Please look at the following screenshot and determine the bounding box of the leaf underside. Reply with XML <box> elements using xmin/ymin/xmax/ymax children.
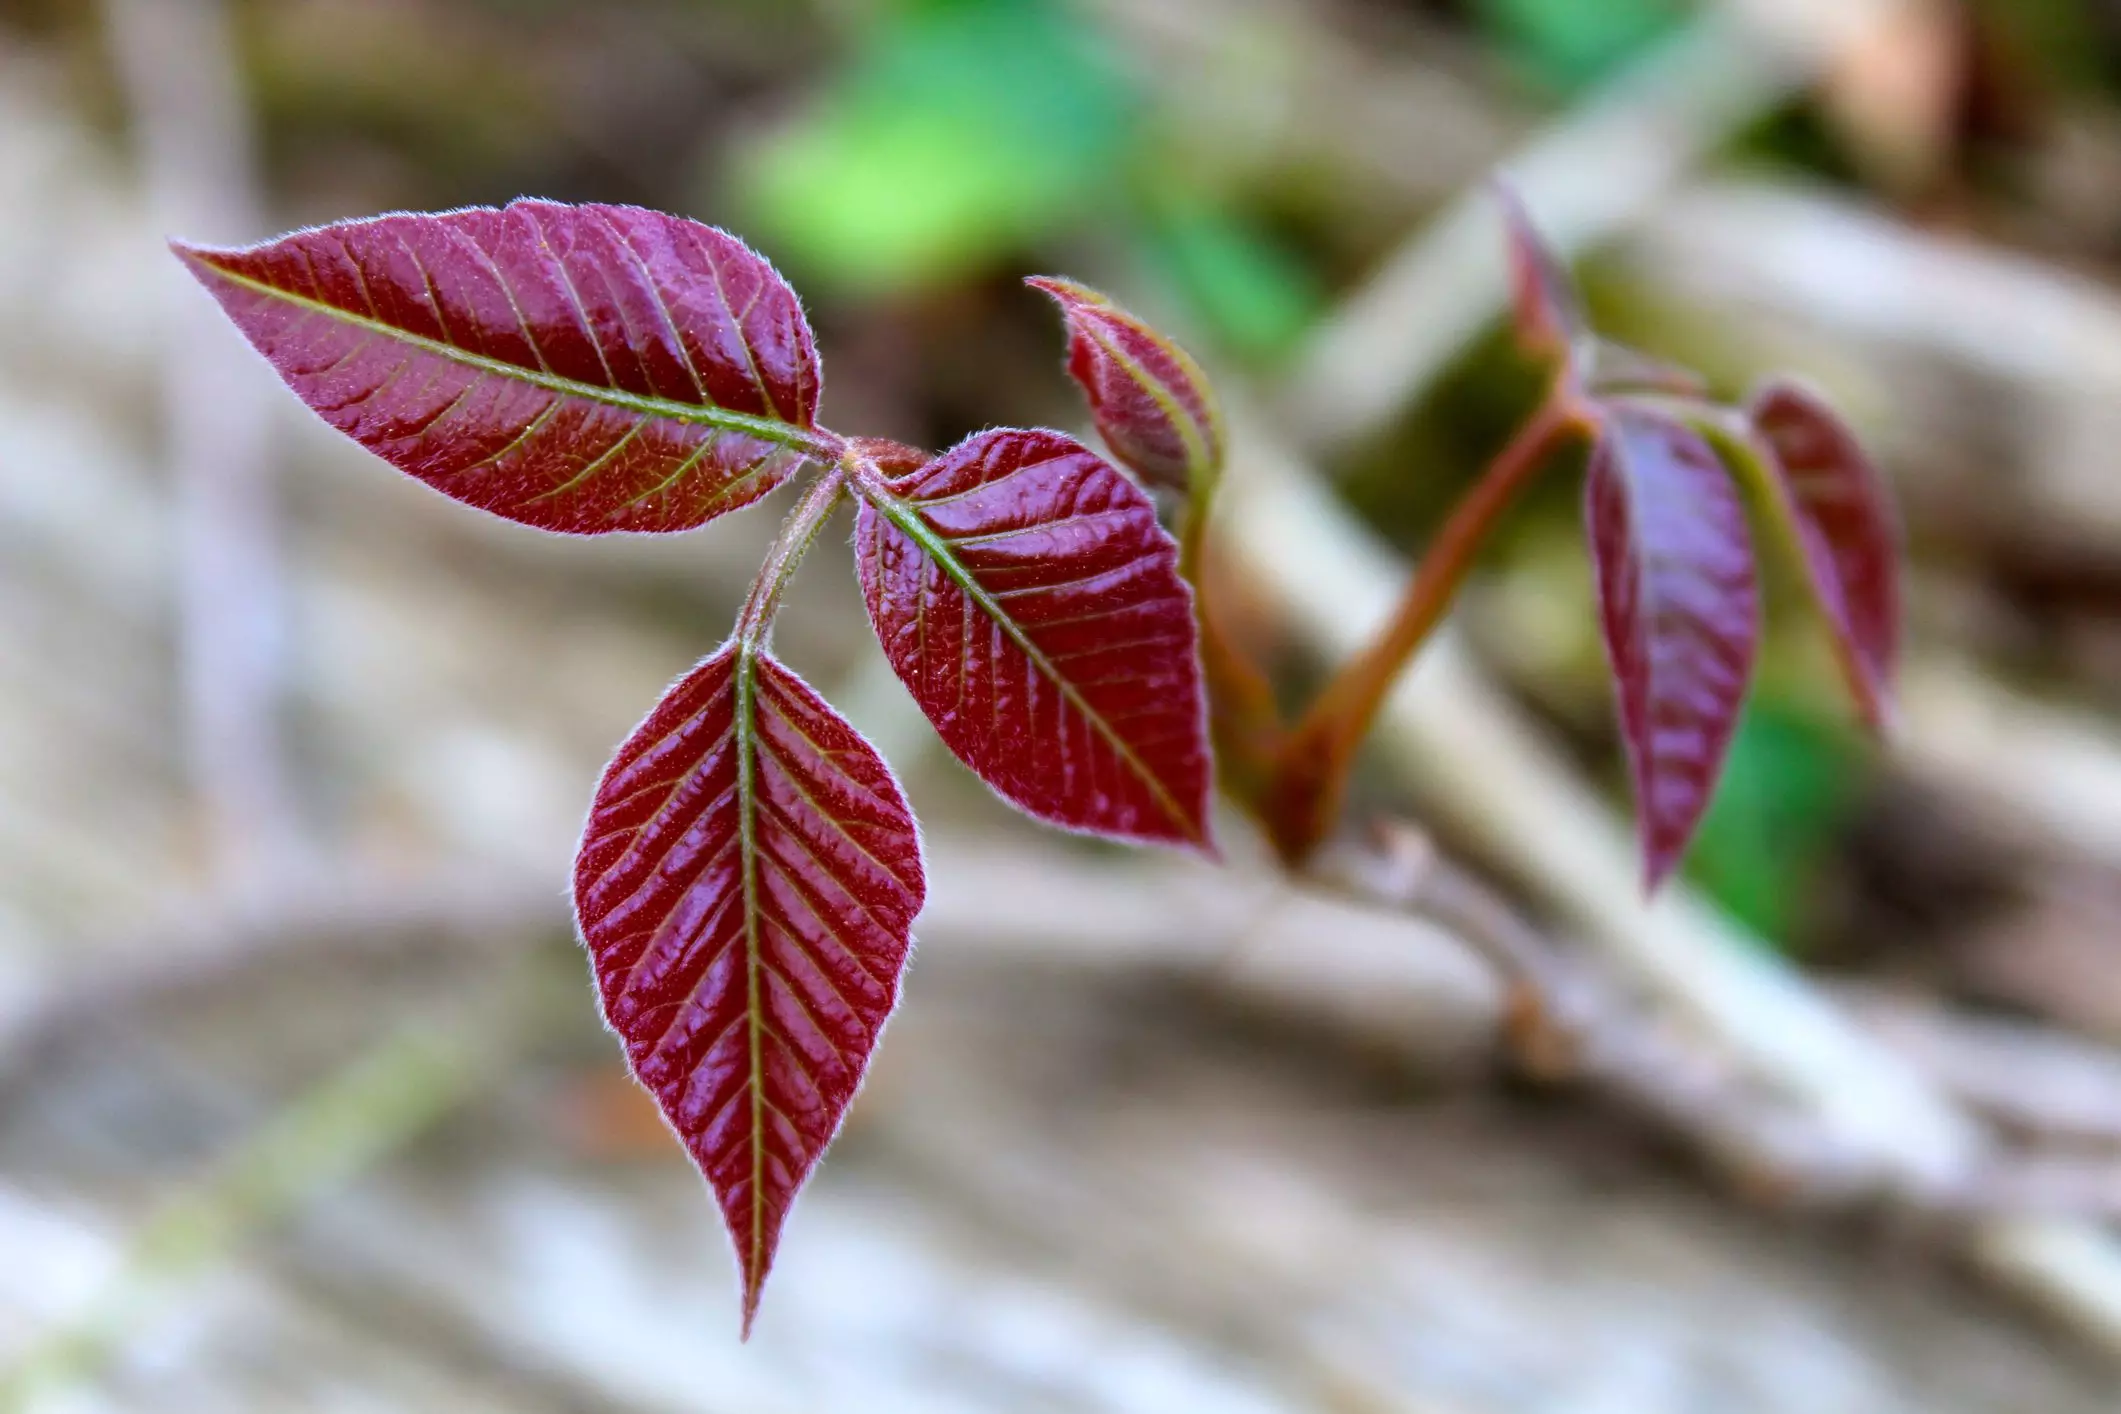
<box><xmin>1586</xmin><ymin>405</ymin><xmax>1761</xmax><ymax>889</ymax></box>
<box><xmin>1748</xmin><ymin>379</ymin><xmax>1901</xmax><ymax>728</ymax></box>
<box><xmin>574</xmin><ymin>643</ymin><xmax>924</xmax><ymax>1335</ymax></box>
<box><xmin>855</xmin><ymin>428</ymin><xmax>1214</xmax><ymax>850</ymax></box>
<box><xmin>1027</xmin><ymin>276</ymin><xmax>1224</xmax><ymax>492</ymax></box>
<box><xmin>176</xmin><ymin>199</ymin><xmax>825</xmax><ymax>534</ymax></box>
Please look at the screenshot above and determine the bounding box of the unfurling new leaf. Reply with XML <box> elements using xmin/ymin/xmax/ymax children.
<box><xmin>175</xmin><ymin>200</ymin><xmax>830</xmax><ymax>534</ymax></box>
<box><xmin>1027</xmin><ymin>276</ymin><xmax>1226</xmax><ymax>494</ymax></box>
<box><xmin>1497</xmin><ymin>179</ymin><xmax>1584</xmax><ymax>364</ymax></box>
<box><xmin>853</xmin><ymin>429</ymin><xmax>1215</xmax><ymax>851</ymax></box>
<box><xmin>574</xmin><ymin>641</ymin><xmax>924</xmax><ymax>1336</ymax></box>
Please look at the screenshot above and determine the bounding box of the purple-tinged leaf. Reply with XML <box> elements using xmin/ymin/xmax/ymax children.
<box><xmin>1026</xmin><ymin>276</ymin><xmax>1225</xmax><ymax>493</ymax></box>
<box><xmin>852</xmin><ymin>429</ymin><xmax>1214</xmax><ymax>851</ymax></box>
<box><xmin>1496</xmin><ymin>182</ymin><xmax>1583</xmax><ymax>364</ymax></box>
<box><xmin>1586</xmin><ymin>405</ymin><xmax>1761</xmax><ymax>890</ymax></box>
<box><xmin>1747</xmin><ymin>379</ymin><xmax>1902</xmax><ymax>729</ymax></box>
<box><xmin>574</xmin><ymin>643</ymin><xmax>924</xmax><ymax>1335</ymax></box>
<box><xmin>175</xmin><ymin>200</ymin><xmax>830</xmax><ymax>534</ymax></box>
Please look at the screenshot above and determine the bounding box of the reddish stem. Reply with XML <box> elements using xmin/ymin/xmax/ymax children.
<box><xmin>736</xmin><ymin>471</ymin><xmax>848</xmax><ymax>647</ymax></box>
<box><xmin>1263</xmin><ymin>390</ymin><xmax>1593</xmax><ymax>864</ymax></box>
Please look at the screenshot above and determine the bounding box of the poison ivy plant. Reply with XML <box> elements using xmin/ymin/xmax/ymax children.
<box><xmin>1261</xmin><ymin>185</ymin><xmax>1902</xmax><ymax>886</ymax></box>
<box><xmin>173</xmin><ymin>181</ymin><xmax>1898</xmax><ymax>1332</ymax></box>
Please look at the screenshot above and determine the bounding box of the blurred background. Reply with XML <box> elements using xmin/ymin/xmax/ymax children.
<box><xmin>9</xmin><ymin>0</ymin><xmax>2121</xmax><ymax>1407</ymax></box>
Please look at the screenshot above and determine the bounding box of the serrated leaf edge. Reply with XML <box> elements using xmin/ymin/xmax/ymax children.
<box><xmin>176</xmin><ymin>247</ymin><xmax>841</xmax><ymax>463</ymax></box>
<box><xmin>848</xmin><ymin>440</ymin><xmax>1214</xmax><ymax>852</ymax></box>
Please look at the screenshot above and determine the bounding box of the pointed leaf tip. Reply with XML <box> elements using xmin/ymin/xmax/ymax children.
<box><xmin>1028</xmin><ymin>276</ymin><xmax>1225</xmax><ymax>493</ymax></box>
<box><xmin>854</xmin><ymin>428</ymin><xmax>1215</xmax><ymax>852</ymax></box>
<box><xmin>175</xmin><ymin>200</ymin><xmax>826</xmax><ymax>534</ymax></box>
<box><xmin>1746</xmin><ymin>379</ymin><xmax>1902</xmax><ymax>731</ymax></box>
<box><xmin>1585</xmin><ymin>406</ymin><xmax>1761</xmax><ymax>891</ymax></box>
<box><xmin>1494</xmin><ymin>181</ymin><xmax>1583</xmax><ymax>366</ymax></box>
<box><xmin>574</xmin><ymin>644</ymin><xmax>924</xmax><ymax>1333</ymax></box>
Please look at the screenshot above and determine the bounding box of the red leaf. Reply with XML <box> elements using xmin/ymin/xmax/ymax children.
<box><xmin>1496</xmin><ymin>181</ymin><xmax>1583</xmax><ymax>364</ymax></box>
<box><xmin>574</xmin><ymin>643</ymin><xmax>924</xmax><ymax>1335</ymax></box>
<box><xmin>1585</xmin><ymin>405</ymin><xmax>1761</xmax><ymax>890</ymax></box>
<box><xmin>1026</xmin><ymin>276</ymin><xmax>1225</xmax><ymax>493</ymax></box>
<box><xmin>174</xmin><ymin>200</ymin><xmax>830</xmax><ymax>534</ymax></box>
<box><xmin>1747</xmin><ymin>379</ymin><xmax>1901</xmax><ymax>729</ymax></box>
<box><xmin>852</xmin><ymin>429</ymin><xmax>1214</xmax><ymax>851</ymax></box>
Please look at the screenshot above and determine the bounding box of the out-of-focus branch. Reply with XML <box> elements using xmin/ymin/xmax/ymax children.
<box><xmin>1317</xmin><ymin>824</ymin><xmax>1896</xmax><ymax>1206</ymax></box>
<box><xmin>104</xmin><ymin>0</ymin><xmax>297</xmax><ymax>891</ymax></box>
<box><xmin>1326</xmin><ymin>824</ymin><xmax>2121</xmax><ymax>1228</ymax></box>
<box><xmin>0</xmin><ymin>840</ymin><xmax>1504</xmax><ymax>1087</ymax></box>
<box><xmin>1637</xmin><ymin>178</ymin><xmax>2121</xmax><ymax>422</ymax></box>
<box><xmin>1849</xmin><ymin>988</ymin><xmax>2121</xmax><ymax>1148</ymax></box>
<box><xmin>0</xmin><ymin>866</ymin><xmax>560</xmax><ymax>1082</ymax></box>
<box><xmin>1281</xmin><ymin>0</ymin><xmax>1921</xmax><ymax>454</ymax></box>
<box><xmin>0</xmin><ymin>1011</ymin><xmax>511</xmax><ymax>1406</ymax></box>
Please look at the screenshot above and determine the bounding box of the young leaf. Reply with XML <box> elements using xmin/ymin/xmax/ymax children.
<box><xmin>574</xmin><ymin>642</ymin><xmax>924</xmax><ymax>1335</ymax></box>
<box><xmin>1496</xmin><ymin>181</ymin><xmax>1583</xmax><ymax>365</ymax></box>
<box><xmin>852</xmin><ymin>428</ymin><xmax>1214</xmax><ymax>851</ymax></box>
<box><xmin>1026</xmin><ymin>276</ymin><xmax>1225</xmax><ymax>493</ymax></box>
<box><xmin>1746</xmin><ymin>379</ymin><xmax>1901</xmax><ymax>729</ymax></box>
<box><xmin>174</xmin><ymin>200</ymin><xmax>830</xmax><ymax>535</ymax></box>
<box><xmin>1586</xmin><ymin>404</ymin><xmax>1761</xmax><ymax>890</ymax></box>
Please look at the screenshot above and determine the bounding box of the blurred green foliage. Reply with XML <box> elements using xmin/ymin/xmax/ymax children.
<box><xmin>1683</xmin><ymin>702</ymin><xmax>1866</xmax><ymax>949</ymax></box>
<box><xmin>737</xmin><ymin>0</ymin><xmax>1135</xmax><ymax>290</ymax></box>
<box><xmin>735</xmin><ymin>0</ymin><xmax>1322</xmax><ymax>358</ymax></box>
<box><xmin>1973</xmin><ymin>0</ymin><xmax>2111</xmax><ymax>94</ymax></box>
<box><xmin>1470</xmin><ymin>0</ymin><xmax>1689</xmax><ymax>93</ymax></box>
<box><xmin>1136</xmin><ymin>197</ymin><xmax>1324</xmax><ymax>361</ymax></box>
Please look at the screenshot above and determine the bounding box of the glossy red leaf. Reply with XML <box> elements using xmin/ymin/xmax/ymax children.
<box><xmin>1496</xmin><ymin>181</ymin><xmax>1583</xmax><ymax>364</ymax></box>
<box><xmin>1747</xmin><ymin>379</ymin><xmax>1902</xmax><ymax>729</ymax></box>
<box><xmin>852</xmin><ymin>429</ymin><xmax>1214</xmax><ymax>851</ymax></box>
<box><xmin>1586</xmin><ymin>405</ymin><xmax>1761</xmax><ymax>890</ymax></box>
<box><xmin>1026</xmin><ymin>276</ymin><xmax>1225</xmax><ymax>493</ymax></box>
<box><xmin>174</xmin><ymin>200</ymin><xmax>830</xmax><ymax>534</ymax></box>
<box><xmin>574</xmin><ymin>642</ymin><xmax>924</xmax><ymax>1335</ymax></box>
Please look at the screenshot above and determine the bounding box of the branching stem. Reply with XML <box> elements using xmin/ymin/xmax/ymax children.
<box><xmin>1262</xmin><ymin>387</ymin><xmax>1595</xmax><ymax>863</ymax></box>
<box><xmin>736</xmin><ymin>470</ymin><xmax>848</xmax><ymax>647</ymax></box>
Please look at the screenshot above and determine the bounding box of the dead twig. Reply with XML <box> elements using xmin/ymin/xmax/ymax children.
<box><xmin>104</xmin><ymin>0</ymin><xmax>298</xmax><ymax>891</ymax></box>
<box><xmin>1849</xmin><ymin>988</ymin><xmax>2121</xmax><ymax>1148</ymax></box>
<box><xmin>1320</xmin><ymin>822</ymin><xmax>2121</xmax><ymax>1234</ymax></box>
<box><xmin>0</xmin><ymin>867</ymin><xmax>559</xmax><ymax>1083</ymax></box>
<box><xmin>1319</xmin><ymin>823</ymin><xmax>1901</xmax><ymax>1209</ymax></box>
<box><xmin>1281</xmin><ymin>0</ymin><xmax>1918</xmax><ymax>454</ymax></box>
<box><xmin>0</xmin><ymin>1004</ymin><xmax>518</xmax><ymax>1405</ymax></box>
